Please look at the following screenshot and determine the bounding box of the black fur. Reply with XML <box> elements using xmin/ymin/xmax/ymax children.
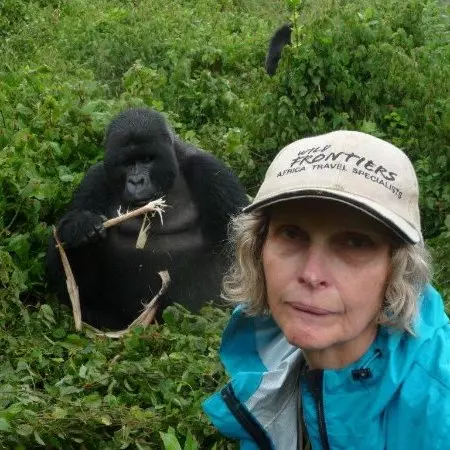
<box><xmin>265</xmin><ymin>23</ymin><xmax>292</xmax><ymax>76</ymax></box>
<box><xmin>46</xmin><ymin>108</ymin><xmax>248</xmax><ymax>329</ymax></box>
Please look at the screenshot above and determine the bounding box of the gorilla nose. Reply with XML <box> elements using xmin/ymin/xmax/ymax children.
<box><xmin>125</xmin><ymin>174</ymin><xmax>156</xmax><ymax>204</ymax></box>
<box><xmin>128</xmin><ymin>175</ymin><xmax>145</xmax><ymax>186</ymax></box>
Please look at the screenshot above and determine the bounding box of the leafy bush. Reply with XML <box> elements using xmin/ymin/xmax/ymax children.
<box><xmin>0</xmin><ymin>303</ymin><xmax>234</xmax><ymax>449</ymax></box>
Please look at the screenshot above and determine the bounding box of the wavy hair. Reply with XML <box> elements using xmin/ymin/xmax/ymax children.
<box><xmin>222</xmin><ymin>210</ymin><xmax>432</xmax><ymax>334</ymax></box>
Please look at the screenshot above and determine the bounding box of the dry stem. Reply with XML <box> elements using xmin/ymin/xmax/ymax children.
<box><xmin>53</xmin><ymin>227</ymin><xmax>82</xmax><ymax>331</ymax></box>
<box><xmin>103</xmin><ymin>198</ymin><xmax>166</xmax><ymax>228</ymax></box>
<box><xmin>91</xmin><ymin>270</ymin><xmax>171</xmax><ymax>338</ymax></box>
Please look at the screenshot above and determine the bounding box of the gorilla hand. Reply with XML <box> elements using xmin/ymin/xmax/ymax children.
<box><xmin>58</xmin><ymin>210</ymin><xmax>107</xmax><ymax>248</ymax></box>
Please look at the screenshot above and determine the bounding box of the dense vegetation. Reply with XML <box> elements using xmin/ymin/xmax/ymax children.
<box><xmin>0</xmin><ymin>0</ymin><xmax>449</xmax><ymax>447</ymax></box>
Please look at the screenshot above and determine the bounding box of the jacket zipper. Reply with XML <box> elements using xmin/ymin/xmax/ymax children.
<box><xmin>303</xmin><ymin>349</ymin><xmax>382</xmax><ymax>448</ymax></box>
<box><xmin>221</xmin><ymin>383</ymin><xmax>273</xmax><ymax>450</ymax></box>
<box><xmin>307</xmin><ymin>370</ymin><xmax>331</xmax><ymax>450</ymax></box>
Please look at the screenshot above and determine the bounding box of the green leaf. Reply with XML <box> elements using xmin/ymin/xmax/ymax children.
<box><xmin>16</xmin><ymin>424</ymin><xmax>33</xmax><ymax>436</ymax></box>
<box><xmin>100</xmin><ymin>415</ymin><xmax>112</xmax><ymax>426</ymax></box>
<box><xmin>59</xmin><ymin>174</ymin><xmax>75</xmax><ymax>182</ymax></box>
<box><xmin>183</xmin><ymin>430</ymin><xmax>199</xmax><ymax>450</ymax></box>
<box><xmin>52</xmin><ymin>407</ymin><xmax>67</xmax><ymax>419</ymax></box>
<box><xmin>34</xmin><ymin>431</ymin><xmax>45</xmax><ymax>445</ymax></box>
<box><xmin>0</xmin><ymin>418</ymin><xmax>11</xmax><ymax>432</ymax></box>
<box><xmin>60</xmin><ymin>386</ymin><xmax>82</xmax><ymax>395</ymax></box>
<box><xmin>79</xmin><ymin>364</ymin><xmax>87</xmax><ymax>378</ymax></box>
<box><xmin>160</xmin><ymin>428</ymin><xmax>182</xmax><ymax>450</ymax></box>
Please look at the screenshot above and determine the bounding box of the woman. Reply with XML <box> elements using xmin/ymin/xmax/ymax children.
<box><xmin>203</xmin><ymin>131</ymin><xmax>450</xmax><ymax>449</ymax></box>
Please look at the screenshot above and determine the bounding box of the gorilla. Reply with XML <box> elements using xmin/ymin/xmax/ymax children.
<box><xmin>265</xmin><ymin>23</ymin><xmax>292</xmax><ymax>76</ymax></box>
<box><xmin>46</xmin><ymin>108</ymin><xmax>248</xmax><ymax>330</ymax></box>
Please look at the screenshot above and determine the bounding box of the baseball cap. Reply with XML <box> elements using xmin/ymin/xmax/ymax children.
<box><xmin>244</xmin><ymin>130</ymin><xmax>421</xmax><ymax>243</ymax></box>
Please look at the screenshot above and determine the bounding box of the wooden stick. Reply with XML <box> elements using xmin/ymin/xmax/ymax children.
<box><xmin>52</xmin><ymin>227</ymin><xmax>82</xmax><ymax>331</ymax></box>
<box><xmin>91</xmin><ymin>270</ymin><xmax>171</xmax><ymax>338</ymax></box>
<box><xmin>54</xmin><ymin>198</ymin><xmax>166</xmax><ymax>248</ymax></box>
<box><xmin>103</xmin><ymin>198</ymin><xmax>166</xmax><ymax>229</ymax></box>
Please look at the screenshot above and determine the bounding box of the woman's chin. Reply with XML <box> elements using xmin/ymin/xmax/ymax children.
<box><xmin>282</xmin><ymin>320</ymin><xmax>338</xmax><ymax>351</ymax></box>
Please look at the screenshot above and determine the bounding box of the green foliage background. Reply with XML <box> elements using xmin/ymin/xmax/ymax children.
<box><xmin>0</xmin><ymin>0</ymin><xmax>449</xmax><ymax>447</ymax></box>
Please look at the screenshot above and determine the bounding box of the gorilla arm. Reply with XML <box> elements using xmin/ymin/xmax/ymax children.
<box><xmin>57</xmin><ymin>163</ymin><xmax>110</xmax><ymax>248</ymax></box>
<box><xmin>180</xmin><ymin>148</ymin><xmax>249</xmax><ymax>243</ymax></box>
<box><xmin>46</xmin><ymin>163</ymin><xmax>110</xmax><ymax>307</ymax></box>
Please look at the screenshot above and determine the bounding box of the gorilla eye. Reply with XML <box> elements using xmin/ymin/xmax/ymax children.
<box><xmin>141</xmin><ymin>155</ymin><xmax>154</xmax><ymax>164</ymax></box>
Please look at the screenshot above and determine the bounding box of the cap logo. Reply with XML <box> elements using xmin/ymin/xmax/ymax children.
<box><xmin>276</xmin><ymin>144</ymin><xmax>403</xmax><ymax>199</ymax></box>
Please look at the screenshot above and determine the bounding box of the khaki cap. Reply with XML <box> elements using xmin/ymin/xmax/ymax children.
<box><xmin>244</xmin><ymin>130</ymin><xmax>421</xmax><ymax>243</ymax></box>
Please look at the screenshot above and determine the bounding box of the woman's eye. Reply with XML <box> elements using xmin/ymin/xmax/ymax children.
<box><xmin>339</xmin><ymin>233</ymin><xmax>374</xmax><ymax>249</ymax></box>
<box><xmin>279</xmin><ymin>226</ymin><xmax>305</xmax><ymax>241</ymax></box>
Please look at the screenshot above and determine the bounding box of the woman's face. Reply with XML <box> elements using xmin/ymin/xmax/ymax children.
<box><xmin>262</xmin><ymin>199</ymin><xmax>393</xmax><ymax>369</ymax></box>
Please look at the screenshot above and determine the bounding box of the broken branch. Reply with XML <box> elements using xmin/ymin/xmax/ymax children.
<box><xmin>52</xmin><ymin>226</ymin><xmax>82</xmax><ymax>331</ymax></box>
<box><xmin>92</xmin><ymin>270</ymin><xmax>171</xmax><ymax>338</ymax></box>
<box><xmin>103</xmin><ymin>198</ymin><xmax>166</xmax><ymax>229</ymax></box>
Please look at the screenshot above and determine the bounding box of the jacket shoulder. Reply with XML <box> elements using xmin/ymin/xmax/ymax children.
<box><xmin>388</xmin><ymin>337</ymin><xmax>450</xmax><ymax>449</ymax></box>
<box><xmin>414</xmin><ymin>323</ymin><xmax>450</xmax><ymax>390</ymax></box>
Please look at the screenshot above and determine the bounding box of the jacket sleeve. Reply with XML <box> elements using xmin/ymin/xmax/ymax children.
<box><xmin>386</xmin><ymin>326</ymin><xmax>450</xmax><ymax>449</ymax></box>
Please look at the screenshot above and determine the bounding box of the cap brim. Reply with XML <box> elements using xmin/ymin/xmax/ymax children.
<box><xmin>243</xmin><ymin>188</ymin><xmax>421</xmax><ymax>244</ymax></box>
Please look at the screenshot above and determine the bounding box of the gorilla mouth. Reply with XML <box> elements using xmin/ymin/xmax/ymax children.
<box><xmin>134</xmin><ymin>199</ymin><xmax>153</xmax><ymax>207</ymax></box>
<box><xmin>132</xmin><ymin>188</ymin><xmax>165</xmax><ymax>207</ymax></box>
<box><xmin>130</xmin><ymin>195</ymin><xmax>163</xmax><ymax>207</ymax></box>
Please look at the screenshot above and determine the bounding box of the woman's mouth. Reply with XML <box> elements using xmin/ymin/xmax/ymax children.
<box><xmin>287</xmin><ymin>302</ymin><xmax>336</xmax><ymax>316</ymax></box>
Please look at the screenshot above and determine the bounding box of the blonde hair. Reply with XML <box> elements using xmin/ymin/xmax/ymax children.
<box><xmin>223</xmin><ymin>210</ymin><xmax>432</xmax><ymax>334</ymax></box>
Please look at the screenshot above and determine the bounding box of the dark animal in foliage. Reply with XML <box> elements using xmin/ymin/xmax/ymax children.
<box><xmin>46</xmin><ymin>108</ymin><xmax>249</xmax><ymax>330</ymax></box>
<box><xmin>265</xmin><ymin>23</ymin><xmax>292</xmax><ymax>76</ymax></box>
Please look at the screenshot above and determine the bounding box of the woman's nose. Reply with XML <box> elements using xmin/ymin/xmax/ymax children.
<box><xmin>297</xmin><ymin>244</ymin><xmax>329</xmax><ymax>288</ymax></box>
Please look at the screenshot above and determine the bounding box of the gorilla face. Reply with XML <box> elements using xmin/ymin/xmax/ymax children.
<box><xmin>104</xmin><ymin>109</ymin><xmax>180</xmax><ymax>207</ymax></box>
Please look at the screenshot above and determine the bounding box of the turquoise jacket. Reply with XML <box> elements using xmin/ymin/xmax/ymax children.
<box><xmin>203</xmin><ymin>285</ymin><xmax>450</xmax><ymax>449</ymax></box>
